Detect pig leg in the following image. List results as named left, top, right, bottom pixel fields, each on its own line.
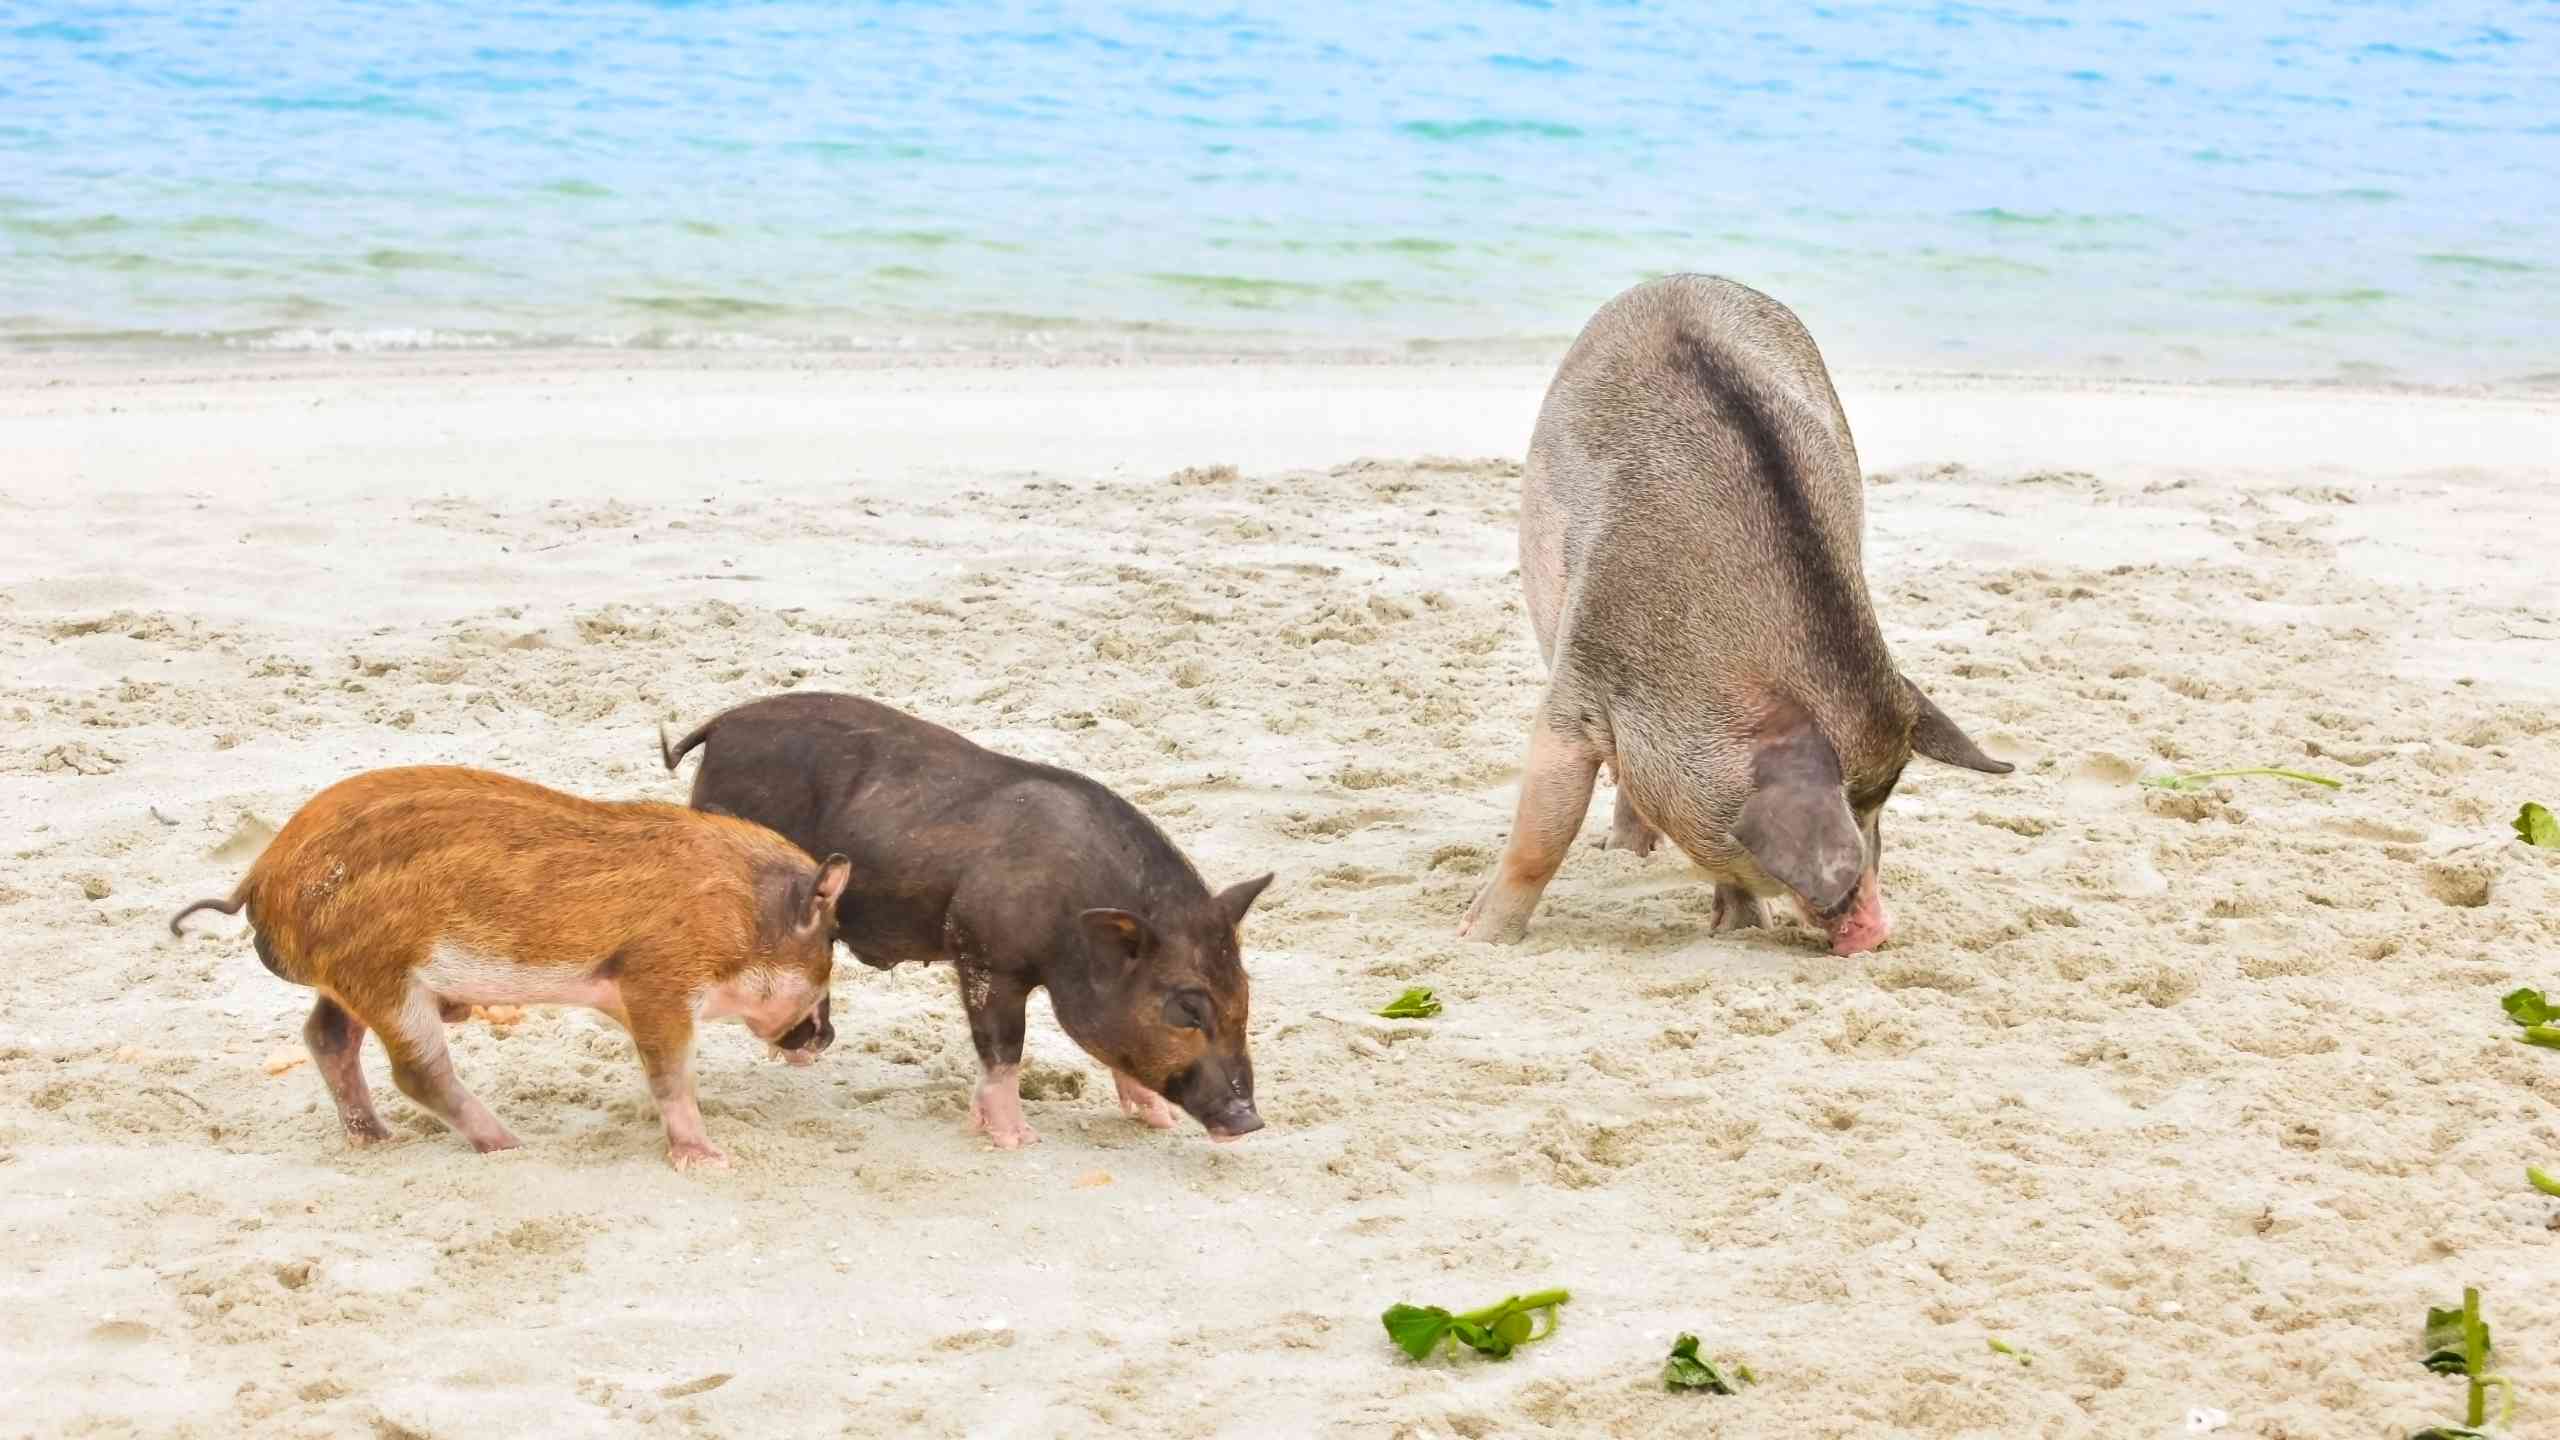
left=1112, top=1070, right=1179, bottom=1130
left=303, top=995, right=391, bottom=1147
left=1459, top=714, right=1601, bottom=944
left=625, top=996, right=725, bottom=1172
left=379, top=985, right=521, bottom=1154
left=957, top=963, right=1039, bottom=1150
left=1711, top=882, right=1767, bottom=932
left=1601, top=789, right=1660, bottom=856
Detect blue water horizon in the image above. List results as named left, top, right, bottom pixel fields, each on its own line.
left=3, top=1, right=2554, bottom=380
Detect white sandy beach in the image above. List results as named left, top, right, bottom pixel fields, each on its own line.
left=3, top=353, right=2557, bottom=1439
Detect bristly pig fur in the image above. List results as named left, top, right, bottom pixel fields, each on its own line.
left=170, top=766, right=849, bottom=1171
left=1460, top=274, right=2012, bottom=952
left=665, top=692, right=1273, bottom=1150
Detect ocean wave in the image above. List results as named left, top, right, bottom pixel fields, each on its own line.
left=2418, top=252, right=2540, bottom=273
left=226, top=326, right=869, bottom=353
left=237, top=328, right=527, bottom=352
left=1147, top=272, right=1325, bottom=307
left=2, top=213, right=131, bottom=238
left=1395, top=118, right=1584, bottom=142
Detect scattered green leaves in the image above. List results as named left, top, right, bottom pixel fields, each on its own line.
left=1381, top=1289, right=1569, bottom=1363
left=2527, top=1166, right=2560, bottom=1198
left=2139, top=767, right=2341, bottom=793
left=2503, top=988, right=2556, bottom=1026
left=1663, top=1334, right=1753, bottom=1394
left=2413, top=1288, right=2512, bottom=1438
left=2514, top=802, right=2559, bottom=849
left=1376, top=986, right=1443, bottom=1020
left=2521, top=1025, right=2560, bottom=1051
left=1986, top=1336, right=2033, bottom=1367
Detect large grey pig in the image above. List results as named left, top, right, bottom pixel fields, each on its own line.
left=1459, top=274, right=2011, bottom=954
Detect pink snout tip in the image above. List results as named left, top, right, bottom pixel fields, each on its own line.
left=1825, top=874, right=1892, bottom=956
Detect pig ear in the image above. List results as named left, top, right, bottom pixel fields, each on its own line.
left=1078, top=908, right=1157, bottom=984
left=1904, top=676, right=2013, bottom=774
left=1213, top=873, right=1275, bottom=929
left=802, top=855, right=852, bottom=935
left=1733, top=727, right=1865, bottom=916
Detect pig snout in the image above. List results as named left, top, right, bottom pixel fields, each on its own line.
left=1202, top=1100, right=1264, bottom=1143
left=1821, top=868, right=1891, bottom=956
left=1167, top=1063, right=1264, bottom=1142
left=772, top=997, right=834, bottom=1065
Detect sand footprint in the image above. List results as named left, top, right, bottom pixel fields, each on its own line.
left=2060, top=751, right=2141, bottom=803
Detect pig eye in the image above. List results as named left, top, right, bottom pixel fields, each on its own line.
left=1162, top=989, right=1213, bottom=1033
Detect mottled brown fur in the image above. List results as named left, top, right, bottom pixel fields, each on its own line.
left=170, top=765, right=848, bottom=1169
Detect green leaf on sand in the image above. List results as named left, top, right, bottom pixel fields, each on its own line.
left=2520, top=1024, right=2560, bottom=1050
left=1380, top=1290, right=1569, bottom=1363
left=1987, top=1336, right=2033, bottom=1367
left=2515, top=801, right=2560, bottom=848
left=2417, top=1287, right=2512, bottom=1435
left=2504, top=988, right=2557, bottom=1026
left=1664, top=1333, right=1751, bottom=1394
left=1382, top=1304, right=1455, bottom=1362
left=2139, top=767, right=2341, bottom=793
left=2527, top=1165, right=2560, bottom=1198
left=1376, top=986, right=1443, bottom=1019
left=2422, top=1304, right=2484, bottom=1376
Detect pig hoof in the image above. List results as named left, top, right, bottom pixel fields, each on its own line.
left=666, top=1142, right=730, bottom=1172
left=1710, top=886, right=1766, bottom=933
left=1601, top=823, right=1659, bottom=856
left=342, top=1119, right=394, bottom=1148
left=470, top=1131, right=524, bottom=1155
left=1113, top=1074, right=1179, bottom=1130
left=975, top=1119, right=1041, bottom=1151
left=1457, top=888, right=1532, bottom=944
left=969, top=1089, right=1042, bottom=1149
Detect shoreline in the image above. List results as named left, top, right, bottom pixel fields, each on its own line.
left=9, top=338, right=2560, bottom=400
left=11, top=353, right=2553, bottom=521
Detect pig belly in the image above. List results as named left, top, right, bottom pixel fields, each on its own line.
left=415, top=941, right=624, bottom=1010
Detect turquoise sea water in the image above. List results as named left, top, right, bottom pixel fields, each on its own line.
left=4, top=2, right=2555, bottom=378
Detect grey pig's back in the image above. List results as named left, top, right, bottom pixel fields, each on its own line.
left=1528, top=275, right=1903, bottom=743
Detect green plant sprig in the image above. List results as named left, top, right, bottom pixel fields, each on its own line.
left=2501, top=990, right=2560, bottom=1050
left=2505, top=989, right=2556, bottom=1026
left=1381, top=1289, right=1569, bottom=1362
left=1377, top=986, right=1443, bottom=1020
left=2412, top=1287, right=2513, bottom=1439
left=2514, top=802, right=2558, bottom=849
left=2140, top=767, right=2342, bottom=792
left=1664, top=1333, right=1753, bottom=1393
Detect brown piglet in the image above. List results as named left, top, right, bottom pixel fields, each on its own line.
left=169, top=766, right=851, bottom=1171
